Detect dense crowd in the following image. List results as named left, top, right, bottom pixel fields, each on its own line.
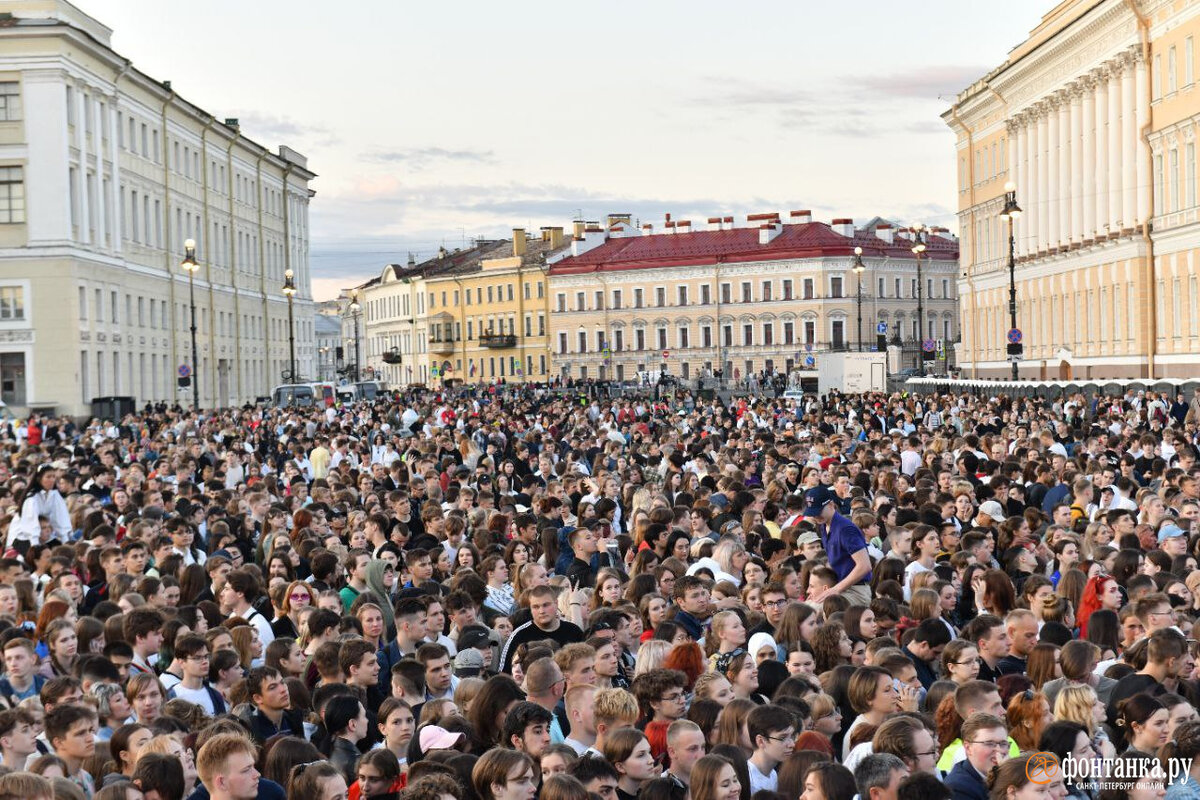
left=0, top=382, right=1198, bottom=800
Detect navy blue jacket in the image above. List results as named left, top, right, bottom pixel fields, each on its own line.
left=945, top=760, right=988, bottom=800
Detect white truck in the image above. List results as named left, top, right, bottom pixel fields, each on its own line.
left=817, top=352, right=887, bottom=395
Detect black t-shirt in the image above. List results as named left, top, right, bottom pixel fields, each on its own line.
left=499, top=619, right=584, bottom=672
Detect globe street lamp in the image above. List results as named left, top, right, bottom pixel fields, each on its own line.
left=349, top=291, right=362, bottom=382
left=852, top=246, right=866, bottom=352
left=911, top=225, right=927, bottom=377
left=999, top=181, right=1023, bottom=380
left=283, top=268, right=297, bottom=382
left=181, top=238, right=200, bottom=409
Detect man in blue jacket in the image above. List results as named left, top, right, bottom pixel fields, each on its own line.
left=804, top=485, right=873, bottom=607
left=945, top=714, right=1009, bottom=800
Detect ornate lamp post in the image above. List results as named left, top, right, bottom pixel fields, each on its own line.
left=852, top=246, right=866, bottom=352
left=349, top=291, right=362, bottom=382
left=911, top=225, right=927, bottom=377
left=999, top=181, right=1023, bottom=380
left=283, top=268, right=296, bottom=381
left=181, top=238, right=200, bottom=409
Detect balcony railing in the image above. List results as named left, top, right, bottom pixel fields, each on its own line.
left=480, top=333, right=517, bottom=348
left=429, top=338, right=456, bottom=355
left=382, top=348, right=402, bottom=364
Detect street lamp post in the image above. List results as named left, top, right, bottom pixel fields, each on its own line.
left=852, top=246, right=866, bottom=352
left=349, top=291, right=362, bottom=382
left=283, top=269, right=296, bottom=382
left=911, top=225, right=927, bottom=377
left=999, top=181, right=1023, bottom=380
left=181, top=238, right=200, bottom=410
left=318, top=347, right=329, bottom=381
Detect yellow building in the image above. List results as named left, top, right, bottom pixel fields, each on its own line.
left=424, top=229, right=562, bottom=384
left=945, top=0, right=1200, bottom=379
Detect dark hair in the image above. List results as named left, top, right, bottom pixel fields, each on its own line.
left=132, top=752, right=186, bottom=800
left=323, top=694, right=364, bottom=741
left=802, top=762, right=857, bottom=800
left=500, top=701, right=553, bottom=749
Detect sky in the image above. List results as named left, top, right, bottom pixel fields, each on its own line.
left=84, top=0, right=1049, bottom=301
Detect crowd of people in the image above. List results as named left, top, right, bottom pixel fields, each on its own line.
left=0, top=382, right=1198, bottom=800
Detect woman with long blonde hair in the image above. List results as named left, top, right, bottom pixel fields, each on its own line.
left=1054, top=684, right=1116, bottom=759
left=704, top=610, right=747, bottom=663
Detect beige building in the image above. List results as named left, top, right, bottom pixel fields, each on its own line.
left=0, top=0, right=316, bottom=414
left=945, top=0, right=1200, bottom=379
left=547, top=214, right=958, bottom=382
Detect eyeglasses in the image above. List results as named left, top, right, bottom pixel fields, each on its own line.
left=766, top=732, right=797, bottom=744
left=967, top=740, right=1008, bottom=750
left=763, top=599, right=789, bottom=609
left=660, top=692, right=685, bottom=703
left=914, top=750, right=939, bottom=758
left=289, top=593, right=310, bottom=600
left=187, top=654, right=210, bottom=662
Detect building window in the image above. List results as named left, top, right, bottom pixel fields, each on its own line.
left=1155, top=154, right=1165, bottom=212
left=722, top=325, right=732, bottom=347
left=701, top=285, right=711, bottom=305
left=0, top=167, right=25, bottom=223
left=1189, top=143, right=1197, bottom=207
left=782, top=280, right=793, bottom=300
left=0, top=286, right=23, bottom=320
left=804, top=320, right=815, bottom=344
left=556, top=293, right=566, bottom=313
left=0, top=83, right=21, bottom=121
left=1169, top=46, right=1178, bottom=94
left=741, top=282, right=752, bottom=302
left=1171, top=148, right=1181, bottom=212
left=575, top=291, right=585, bottom=310
left=832, top=320, right=845, bottom=348
left=0, top=353, right=24, bottom=406
left=614, top=329, right=624, bottom=351
left=942, top=279, right=950, bottom=298
left=762, top=323, right=773, bottom=345
left=656, top=287, right=666, bottom=307
left=803, top=279, right=814, bottom=300
left=878, top=277, right=886, bottom=297
left=702, top=326, right=712, bottom=347
left=657, top=328, right=667, bottom=350
left=830, top=277, right=843, bottom=298
left=635, top=329, right=645, bottom=350
left=594, top=290, right=603, bottom=310
left=762, top=281, right=772, bottom=301
left=558, top=332, right=567, bottom=353
left=743, top=324, right=753, bottom=345
left=1154, top=54, right=1162, bottom=98
left=679, top=327, right=689, bottom=348
left=895, top=277, right=902, bottom=297
left=577, top=331, right=587, bottom=352
left=634, top=288, right=644, bottom=308
left=678, top=286, right=688, bottom=306
left=612, top=290, right=622, bottom=309
left=720, top=283, right=731, bottom=303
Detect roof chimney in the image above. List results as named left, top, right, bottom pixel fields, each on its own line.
left=788, top=210, right=812, bottom=224
left=642, top=223, right=654, bottom=236
left=747, top=212, right=781, bottom=224
left=570, top=224, right=608, bottom=257
left=677, top=220, right=691, bottom=233
left=759, top=222, right=782, bottom=245
left=832, top=218, right=855, bottom=237
left=512, top=229, right=526, bottom=257
left=664, top=221, right=677, bottom=235
left=707, top=217, right=723, bottom=231
left=723, top=216, right=734, bottom=228
left=572, top=220, right=586, bottom=240
left=876, top=223, right=894, bottom=244
left=548, top=226, right=564, bottom=249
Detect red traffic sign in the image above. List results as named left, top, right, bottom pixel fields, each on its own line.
left=662, top=350, right=670, bottom=359
left=922, top=339, right=936, bottom=353
left=1007, top=328, right=1023, bottom=344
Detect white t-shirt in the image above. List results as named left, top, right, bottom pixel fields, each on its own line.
left=748, top=761, right=777, bottom=794
left=170, top=683, right=217, bottom=715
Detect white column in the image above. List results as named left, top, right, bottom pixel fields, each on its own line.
left=1038, top=111, right=1050, bottom=253
left=1024, top=118, right=1037, bottom=255
left=1082, top=80, right=1096, bottom=240
left=108, top=98, right=121, bottom=254
left=1123, top=58, right=1138, bottom=230
left=1135, top=53, right=1150, bottom=226
left=92, top=95, right=104, bottom=249
left=75, top=84, right=89, bottom=244
left=1059, top=101, right=1072, bottom=247
left=1094, top=71, right=1109, bottom=237
left=1109, top=66, right=1124, bottom=233
left=1071, top=89, right=1085, bottom=243
left=1047, top=102, right=1060, bottom=248
left=1016, top=121, right=1029, bottom=257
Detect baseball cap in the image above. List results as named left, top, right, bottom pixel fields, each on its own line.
left=456, top=625, right=493, bottom=652
left=418, top=725, right=465, bottom=751
left=1158, top=524, right=1187, bottom=544
left=978, top=500, right=1007, bottom=522
left=796, top=530, right=821, bottom=548
left=710, top=494, right=729, bottom=509
left=453, top=648, right=484, bottom=676
left=803, top=486, right=837, bottom=517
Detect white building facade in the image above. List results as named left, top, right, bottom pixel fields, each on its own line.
left=0, top=0, right=316, bottom=414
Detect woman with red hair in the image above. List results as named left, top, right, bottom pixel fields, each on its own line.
left=663, top=641, right=705, bottom=691
left=1077, top=575, right=1123, bottom=637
